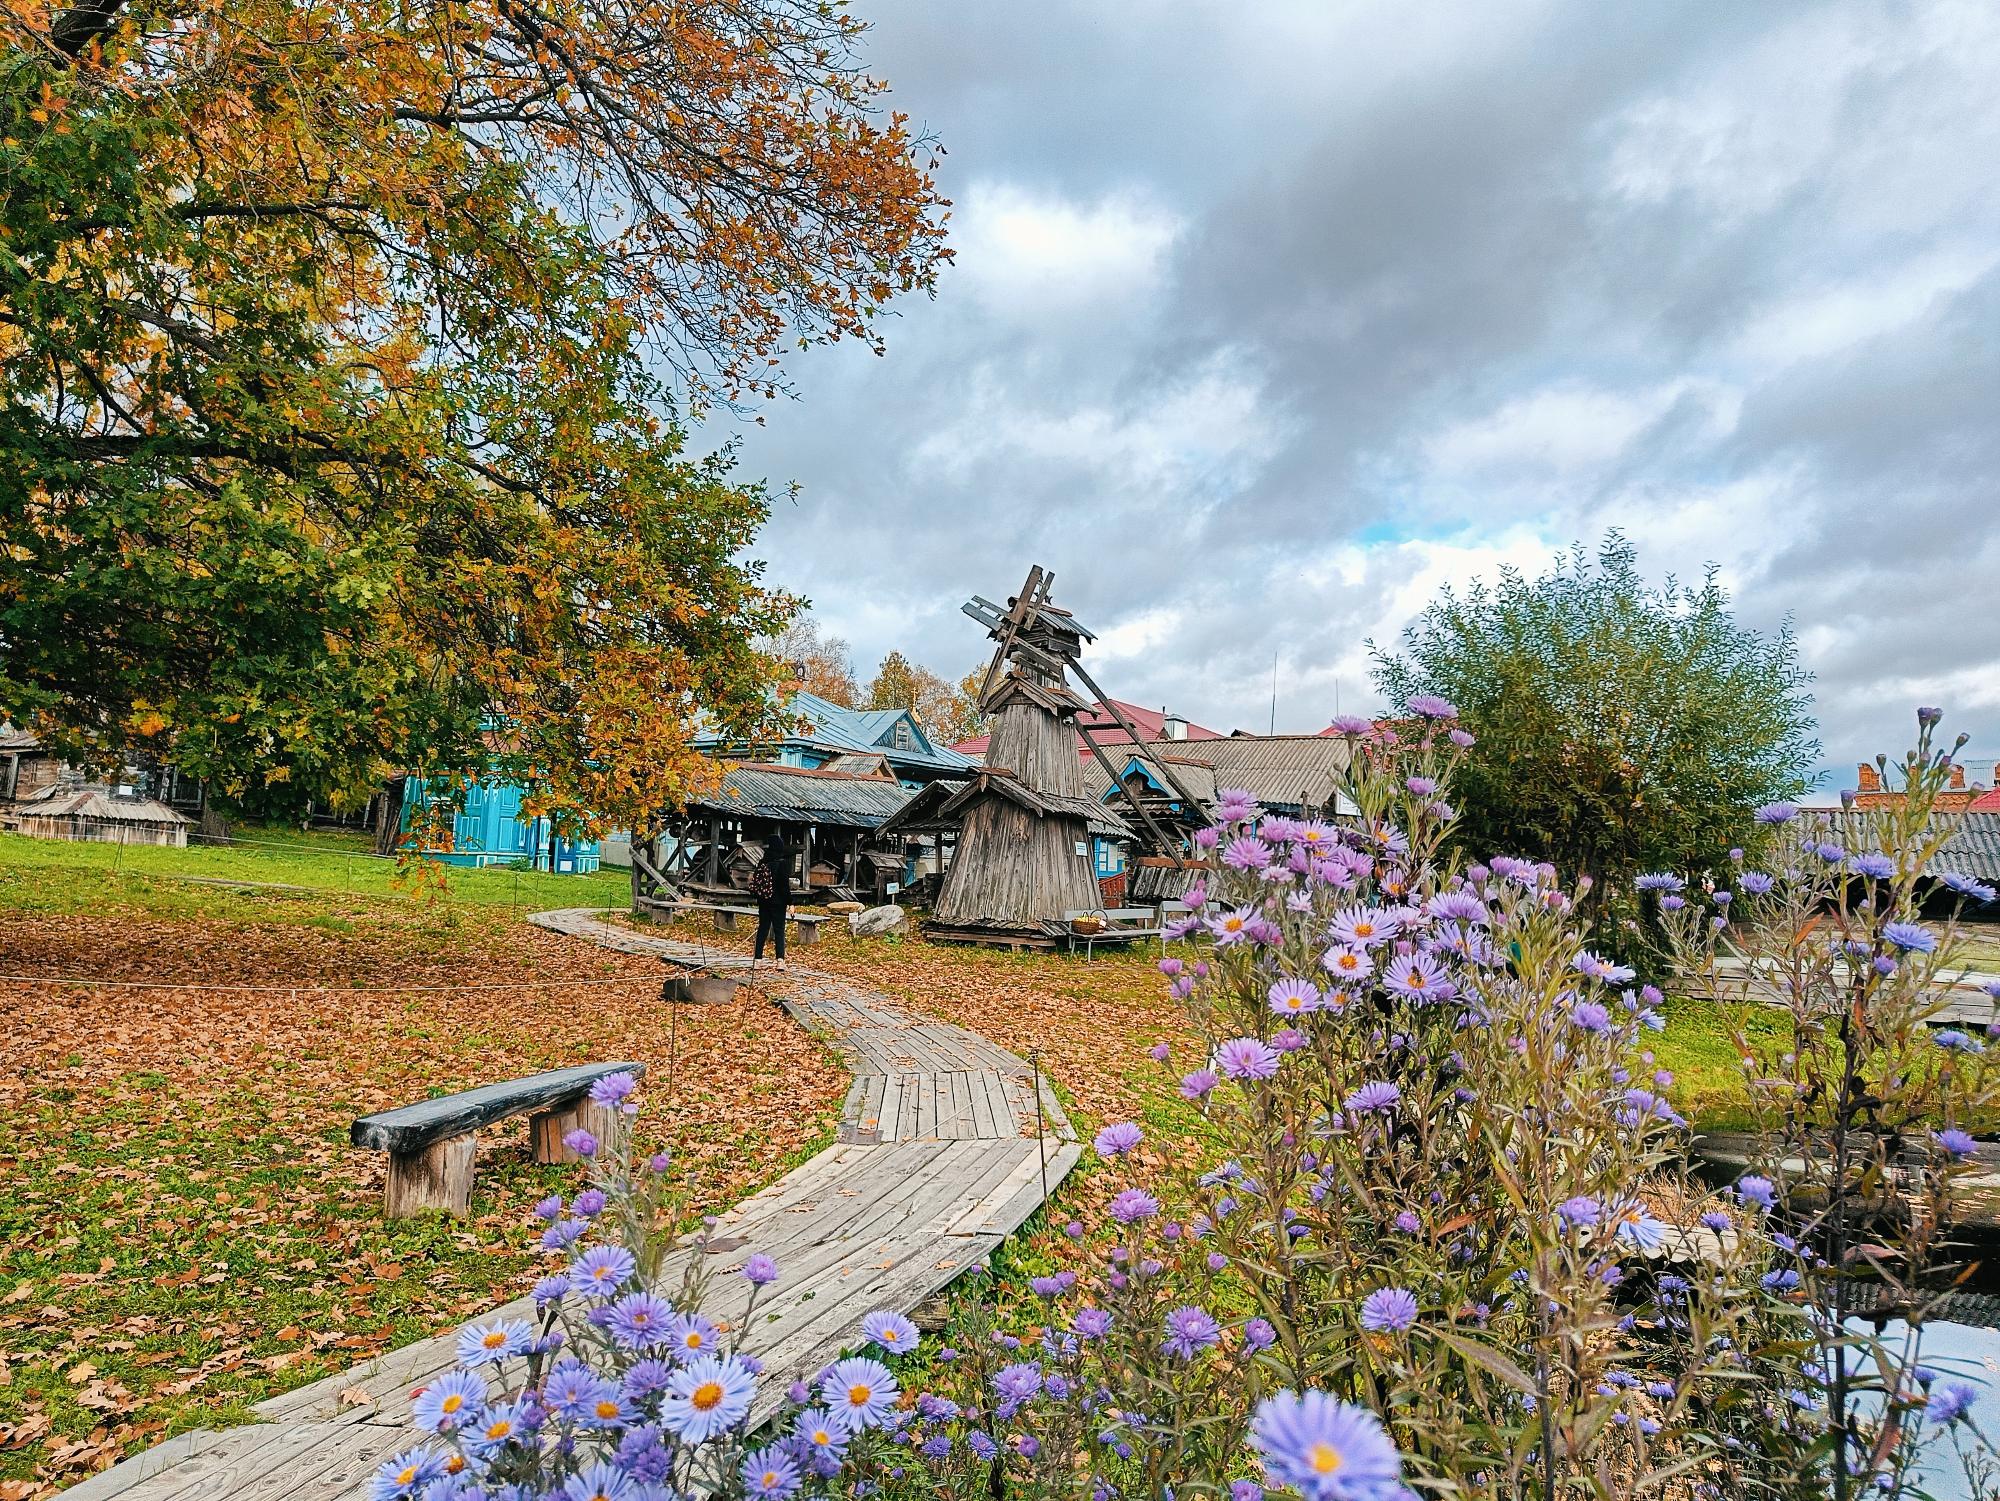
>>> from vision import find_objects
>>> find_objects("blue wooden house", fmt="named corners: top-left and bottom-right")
top-left (399, 776), bottom-right (602, 873)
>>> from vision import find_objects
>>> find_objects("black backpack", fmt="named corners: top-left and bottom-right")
top-left (750, 858), bottom-right (775, 901)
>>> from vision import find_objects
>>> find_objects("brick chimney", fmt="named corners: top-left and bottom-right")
top-left (1857, 763), bottom-right (1881, 791)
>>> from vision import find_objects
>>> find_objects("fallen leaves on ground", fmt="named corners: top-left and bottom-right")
top-left (0, 906), bottom-right (843, 1495)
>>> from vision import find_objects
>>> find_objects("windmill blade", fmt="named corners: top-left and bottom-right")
top-left (974, 565), bottom-right (1046, 709)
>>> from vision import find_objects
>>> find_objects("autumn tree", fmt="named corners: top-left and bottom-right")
top-left (0, 0), bottom-right (949, 836)
top-left (767, 616), bottom-right (858, 708)
top-left (1370, 535), bottom-right (1818, 901)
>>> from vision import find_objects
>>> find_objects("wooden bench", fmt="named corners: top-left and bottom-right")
top-left (1062, 907), bottom-right (1165, 959)
top-left (352, 1061), bottom-right (645, 1218)
top-left (649, 899), bottom-right (827, 947)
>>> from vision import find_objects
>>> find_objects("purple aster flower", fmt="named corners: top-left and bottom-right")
top-left (1250, 1389), bottom-right (1408, 1499)
top-left (1556, 1196), bottom-right (1600, 1228)
top-left (588, 1071), bottom-right (638, 1107)
top-left (658, 1353), bottom-right (755, 1441)
top-left (531, 1273), bottom-right (571, 1307)
top-left (1449, 727), bottom-right (1476, 747)
top-left (1735, 1175), bottom-right (1777, 1211)
top-left (1754, 802), bottom-right (1799, 825)
top-left (621, 1358), bottom-right (675, 1401)
top-left (1180, 1068), bottom-right (1222, 1100)
top-left (1215, 1037), bottom-right (1281, 1081)
top-left (1268, 977), bottom-right (1322, 1017)
top-left (572, 1188), bottom-right (607, 1219)
top-left (1607, 1200), bottom-right (1667, 1252)
top-left (568, 1245), bottom-right (635, 1300)
top-left (561, 1128), bottom-right (598, 1159)
top-left (1569, 1002), bottom-right (1612, 1034)
top-left (1148, 1039), bottom-right (1173, 1060)
top-left (542, 1360), bottom-right (616, 1423)
top-left (1935, 1029), bottom-right (1985, 1053)
top-left (860, 1309), bottom-right (920, 1356)
top-left (740, 1445), bottom-right (801, 1500)
top-left (1383, 951), bottom-right (1452, 1003)
top-left (1392, 1210), bottom-right (1421, 1234)
top-left (1224, 835), bottom-right (1275, 871)
top-left (1342, 1080), bottom-right (1399, 1114)
top-left (820, 1356), bottom-right (898, 1432)
top-left (607, 1291), bottom-right (675, 1350)
top-left (1740, 871), bottom-right (1775, 895)
top-left (456, 1318), bottom-right (535, 1365)
top-left (1404, 776), bottom-right (1437, 796)
top-left (1329, 904), bottom-right (1399, 947)
top-left (1406, 695), bottom-right (1458, 719)
top-left (742, 1253), bottom-right (779, 1286)
top-left (1162, 1306), bottom-right (1222, 1359)
top-left (647, 1150), bottom-right (672, 1174)
top-left (1929, 1381), bottom-right (1980, 1426)
top-left (1634, 872), bottom-right (1685, 892)
top-left (1328, 715), bottom-right (1372, 737)
top-left (1936, 1128), bottom-right (1979, 1160)
top-left (794, 1407), bottom-right (849, 1467)
top-left (1918, 705), bottom-right (1944, 726)
top-left (1094, 1121), bottom-right (1144, 1157)
top-left (992, 1361), bottom-right (1043, 1402)
top-left (1357, 1288), bottom-right (1419, 1333)
top-left (664, 1311), bottom-right (720, 1362)
top-left (371, 1448), bottom-right (447, 1501)
top-left (1885, 921), bottom-right (1937, 953)
top-left (1848, 852), bottom-right (1896, 880)
top-left (1073, 1307), bottom-right (1112, 1339)
top-left (532, 1195), bottom-right (564, 1222)
top-left (1109, 1188), bottom-right (1161, 1224)
top-left (1321, 945), bottom-right (1374, 983)
top-left (1210, 906), bottom-right (1262, 946)
top-left (412, 1369), bottom-right (487, 1433)
top-left (1217, 788), bottom-right (1259, 821)
top-left (1940, 871), bottom-right (1999, 903)
top-left (1242, 1317), bottom-right (1277, 1353)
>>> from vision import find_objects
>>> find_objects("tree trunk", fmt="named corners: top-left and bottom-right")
top-left (373, 777), bottom-right (407, 857)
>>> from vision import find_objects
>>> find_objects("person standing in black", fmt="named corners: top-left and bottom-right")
top-left (751, 830), bottom-right (793, 969)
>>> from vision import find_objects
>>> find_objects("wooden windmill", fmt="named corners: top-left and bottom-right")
top-left (918, 565), bottom-right (1206, 945)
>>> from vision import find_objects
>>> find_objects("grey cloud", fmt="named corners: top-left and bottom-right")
top-left (722, 0), bottom-right (2000, 759)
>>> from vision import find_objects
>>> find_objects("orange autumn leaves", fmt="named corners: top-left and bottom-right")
top-left (0, 0), bottom-right (948, 834)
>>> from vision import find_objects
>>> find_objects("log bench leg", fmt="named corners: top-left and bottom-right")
top-left (385, 1134), bottom-right (476, 1218)
top-left (714, 910), bottom-right (739, 933)
top-left (793, 922), bottom-right (820, 948)
top-left (530, 1099), bottom-right (619, 1164)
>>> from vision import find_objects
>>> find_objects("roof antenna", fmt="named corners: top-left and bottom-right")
top-left (1270, 650), bottom-right (1278, 735)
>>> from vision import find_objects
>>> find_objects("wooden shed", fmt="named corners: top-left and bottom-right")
top-left (14, 782), bottom-right (191, 846)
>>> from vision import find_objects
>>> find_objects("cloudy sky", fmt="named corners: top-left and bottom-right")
top-left (719, 0), bottom-right (2000, 784)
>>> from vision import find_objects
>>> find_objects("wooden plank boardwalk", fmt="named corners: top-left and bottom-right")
top-left (66, 908), bottom-right (1081, 1501)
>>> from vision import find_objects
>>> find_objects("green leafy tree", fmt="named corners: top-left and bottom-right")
top-left (1369, 535), bottom-right (1818, 898)
top-left (0, 0), bottom-right (949, 835)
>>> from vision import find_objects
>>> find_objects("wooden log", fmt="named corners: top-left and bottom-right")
top-left (530, 1099), bottom-right (619, 1165)
top-left (793, 918), bottom-right (821, 948)
top-left (385, 1134), bottom-right (476, 1218)
top-left (714, 908), bottom-right (740, 933)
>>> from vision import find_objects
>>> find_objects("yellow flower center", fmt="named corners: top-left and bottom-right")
top-left (1354, 922), bottom-right (1374, 937)
top-left (445, 1456), bottom-right (466, 1475)
top-left (848, 1383), bottom-right (872, 1407)
top-left (441, 1394), bottom-right (463, 1414)
top-left (761, 1472), bottom-right (781, 1487)
top-left (594, 1399), bottom-right (621, 1419)
top-left (486, 1420), bottom-right (513, 1440)
top-left (397, 1466), bottom-right (419, 1484)
top-left (483, 1331), bottom-right (506, 1348)
top-left (691, 1381), bottom-right (724, 1411)
top-left (684, 1332), bottom-right (703, 1348)
top-left (1310, 1441), bottom-right (1344, 1475)
top-left (812, 1428), bottom-right (834, 1446)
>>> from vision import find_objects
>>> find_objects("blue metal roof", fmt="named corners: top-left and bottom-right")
top-left (698, 691), bottom-right (976, 776)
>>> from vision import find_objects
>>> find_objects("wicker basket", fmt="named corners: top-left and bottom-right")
top-left (1069, 912), bottom-right (1107, 935)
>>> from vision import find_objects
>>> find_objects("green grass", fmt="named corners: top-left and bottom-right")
top-left (0, 828), bottom-right (629, 919)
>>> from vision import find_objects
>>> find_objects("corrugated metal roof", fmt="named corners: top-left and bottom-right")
top-left (695, 692), bottom-right (976, 774)
top-left (18, 783), bottom-right (189, 824)
top-left (688, 763), bottom-right (915, 828)
top-left (1084, 735), bottom-right (1353, 814)
top-left (1851, 811), bottom-right (2000, 883)
top-left (0, 724), bottom-right (42, 753)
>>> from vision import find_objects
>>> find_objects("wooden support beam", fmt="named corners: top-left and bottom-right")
top-left (530, 1100), bottom-right (619, 1164)
top-left (385, 1135), bottom-right (476, 1218)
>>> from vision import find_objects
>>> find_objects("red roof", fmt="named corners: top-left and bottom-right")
top-left (1971, 787), bottom-right (2000, 811)
top-left (950, 699), bottom-right (1219, 759)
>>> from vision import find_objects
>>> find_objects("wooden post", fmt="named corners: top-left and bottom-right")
top-left (385, 1135), bottom-right (477, 1218)
top-left (529, 1098), bottom-right (618, 1165)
